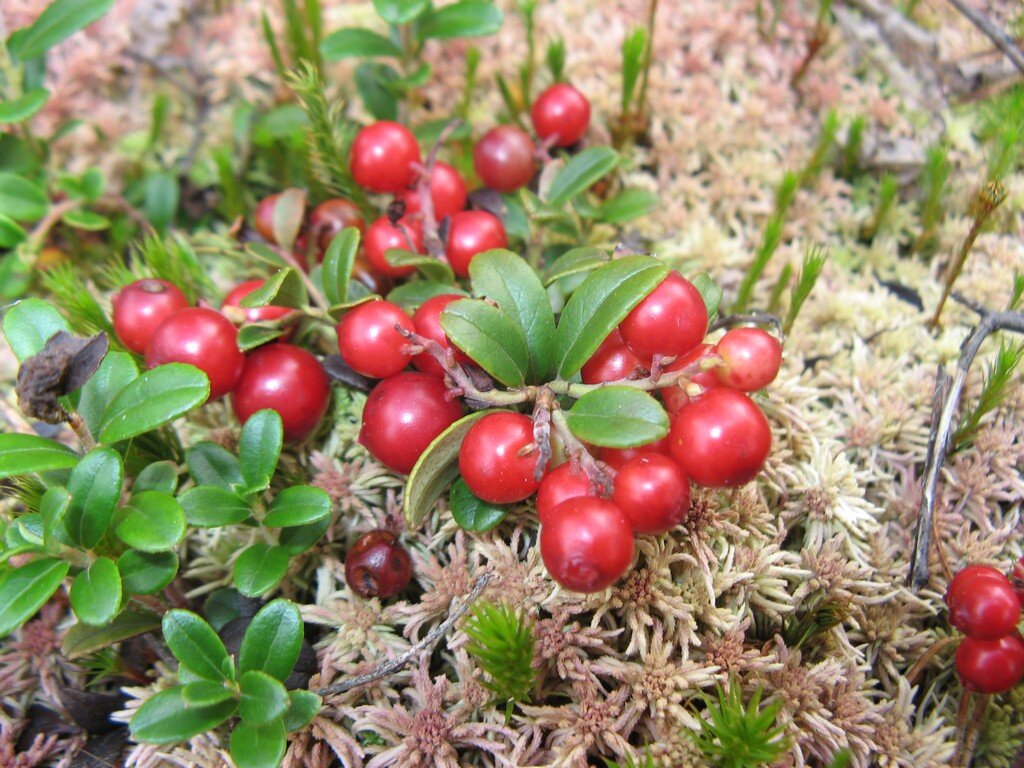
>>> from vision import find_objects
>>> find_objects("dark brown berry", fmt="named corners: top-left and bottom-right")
top-left (344, 530), bottom-right (413, 599)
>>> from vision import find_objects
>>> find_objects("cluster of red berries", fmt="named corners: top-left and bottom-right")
top-left (945, 564), bottom-right (1024, 694)
top-left (111, 277), bottom-right (330, 442)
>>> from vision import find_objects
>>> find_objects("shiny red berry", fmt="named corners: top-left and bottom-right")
top-left (146, 308), bottom-right (244, 400)
top-left (222, 279), bottom-right (294, 326)
top-left (359, 372), bottom-right (463, 474)
top-left (531, 83), bottom-right (591, 147)
top-left (536, 463), bottom-right (594, 526)
top-left (945, 567), bottom-right (1021, 640)
top-left (411, 293), bottom-right (471, 377)
top-left (398, 162), bottom-right (468, 221)
top-left (714, 327), bottom-right (783, 391)
top-left (364, 216), bottom-right (423, 278)
top-left (232, 343), bottom-right (331, 442)
top-left (619, 273), bottom-right (709, 361)
top-left (112, 279), bottom-right (189, 354)
top-left (309, 198), bottom-right (365, 255)
top-left (612, 454), bottom-right (690, 534)
top-left (344, 530), bottom-right (413, 599)
top-left (669, 388), bottom-right (771, 488)
top-left (336, 299), bottom-right (415, 379)
top-left (956, 632), bottom-right (1024, 693)
top-left (459, 412), bottom-right (542, 504)
top-left (599, 435), bottom-right (671, 471)
top-left (444, 210), bottom-right (508, 278)
top-left (580, 331), bottom-right (645, 384)
top-left (350, 121), bottom-right (421, 194)
top-left (473, 126), bottom-right (536, 193)
top-left (540, 497), bottom-right (634, 593)
top-left (661, 343), bottom-right (721, 414)
top-left (254, 193), bottom-right (280, 243)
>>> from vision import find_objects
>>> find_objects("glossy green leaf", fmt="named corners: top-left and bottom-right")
top-left (386, 280), bottom-right (467, 311)
top-left (277, 516), bottom-right (330, 556)
top-left (385, 249), bottom-right (454, 283)
top-left (595, 188), bottom-right (659, 223)
top-left (239, 410), bottom-right (283, 492)
top-left (566, 386), bottom-right (669, 448)
top-left (240, 268), bottom-right (307, 310)
top-left (2, 298), bottom-right (71, 361)
top-left (61, 209), bottom-right (110, 231)
top-left (239, 599), bottom-right (302, 682)
top-left (321, 227), bottom-right (360, 307)
top-left (321, 27), bottom-right (401, 59)
top-left (70, 557), bottom-right (121, 626)
top-left (355, 62), bottom-right (400, 121)
top-left (0, 173), bottom-right (48, 221)
top-left (117, 549), bottom-right (179, 595)
top-left (283, 690), bottom-right (321, 732)
top-left (0, 434), bottom-right (79, 479)
top-left (133, 460), bottom-right (178, 495)
top-left (545, 147), bottom-right (618, 206)
top-left (230, 719), bottom-right (286, 768)
top-left (179, 485), bottom-right (252, 528)
top-left (181, 680), bottom-right (235, 708)
top-left (621, 26), bottom-right (647, 113)
top-left (417, 0), bottom-right (503, 40)
top-left (62, 609), bottom-right (160, 658)
top-left (115, 491), bottom-right (186, 551)
top-left (372, 0), bottom-right (429, 24)
top-left (449, 477), bottom-right (508, 532)
top-left (237, 323), bottom-right (285, 351)
top-left (40, 485), bottom-right (71, 544)
top-left (690, 272), bottom-right (723, 320)
top-left (77, 351), bottom-right (138, 434)
top-left (439, 299), bottom-right (530, 387)
top-left (0, 558), bottom-right (69, 638)
top-left (96, 363), bottom-right (210, 444)
top-left (141, 172), bottom-right (178, 230)
top-left (263, 485), bottom-right (331, 528)
top-left (129, 686), bottom-right (235, 744)
top-left (7, 0), bottom-right (115, 61)
top-left (268, 188), bottom-right (305, 251)
top-left (234, 543), bottom-right (290, 597)
top-left (186, 441), bottom-right (244, 490)
top-left (65, 447), bottom-right (122, 548)
top-left (468, 249), bottom-right (555, 383)
top-left (541, 246), bottom-right (610, 287)
top-left (0, 89), bottom-right (49, 125)
top-left (163, 609), bottom-right (231, 681)
top-left (239, 670), bottom-right (288, 725)
top-left (0, 213), bottom-right (27, 247)
top-left (554, 256), bottom-right (668, 378)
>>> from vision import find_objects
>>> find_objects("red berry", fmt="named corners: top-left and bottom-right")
top-left (619, 273), bottom-right (709, 361)
top-left (398, 162), bottom-right (468, 221)
top-left (254, 194), bottom-right (280, 243)
top-left (112, 279), bottom-right (189, 354)
top-left (669, 388), bottom-right (771, 488)
top-left (612, 454), bottom-right (690, 534)
top-left (444, 210), bottom-right (508, 278)
top-left (350, 121), bottom-right (421, 194)
top-left (309, 199), bottom-right (365, 255)
top-left (531, 83), bottom-right (591, 147)
top-left (232, 344), bottom-right (331, 442)
top-left (945, 567), bottom-right (1021, 640)
top-left (581, 332), bottom-right (645, 384)
top-left (411, 293), bottom-right (471, 377)
top-left (956, 632), bottom-right (1024, 693)
top-left (359, 372), bottom-right (463, 474)
top-left (364, 216), bottom-right (423, 278)
top-left (336, 299), bottom-right (415, 379)
top-left (715, 327), bottom-right (783, 391)
top-left (540, 497), bottom-right (634, 593)
top-left (599, 436), bottom-right (671, 470)
top-left (222, 279), bottom-right (294, 326)
top-left (661, 343), bottom-right (721, 414)
top-left (473, 126), bottom-right (536, 193)
top-left (536, 463), bottom-right (594, 525)
top-left (458, 412), bottom-right (542, 504)
top-left (146, 308), bottom-right (244, 400)
top-left (344, 530), bottom-right (413, 599)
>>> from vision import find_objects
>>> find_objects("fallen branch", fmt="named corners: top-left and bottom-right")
top-left (943, 0), bottom-right (1024, 75)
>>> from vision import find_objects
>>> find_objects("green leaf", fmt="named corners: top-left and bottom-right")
top-left (403, 411), bottom-right (491, 529)
top-left (0, 434), bottom-right (79, 479)
top-left (61, 209), bottom-right (111, 231)
top-left (65, 447), bottom-right (122, 548)
top-left (277, 517), bottom-right (330, 556)
top-left (129, 686), bottom-right (235, 744)
top-left (0, 173), bottom-right (48, 221)
top-left (595, 188), bottom-right (658, 223)
top-left (77, 351), bottom-right (138, 435)
top-left (0, 89), bottom-right (50, 125)
top-left (186, 442), bottom-right (244, 490)
top-left (554, 256), bottom-right (668, 378)
top-left (449, 477), bottom-right (508, 531)
top-left (234, 543), bottom-right (290, 597)
top-left (237, 324), bottom-right (286, 352)
top-left (230, 719), bottom-right (286, 768)
top-left (80, 168), bottom-right (104, 201)
top-left (372, 0), bottom-right (429, 24)
top-left (418, 0), bottom-right (503, 40)
top-left (181, 680), bottom-right (235, 708)
top-left (440, 299), bottom-right (530, 387)
top-left (7, 0), bottom-right (115, 61)
top-left (385, 249), bottom-right (454, 283)
top-left (321, 27), bottom-right (401, 59)
top-left (541, 246), bottom-right (610, 286)
top-left (117, 549), bottom-right (179, 595)
top-left (355, 62), bottom-right (400, 121)
top-left (62, 609), bottom-right (160, 658)
top-left (620, 26), bottom-right (647, 113)
top-left (241, 268), bottom-right (307, 310)
top-left (2, 298), bottom-right (71, 361)
top-left (179, 486), bottom-right (252, 528)
top-left (386, 280), bottom-right (467, 311)
top-left (0, 213), bottom-right (27, 247)
top-left (468, 249), bottom-right (556, 383)
top-left (566, 386), bottom-right (669, 448)
top-left (321, 227), bottom-right (360, 307)
top-left (70, 557), bottom-right (121, 626)
top-left (97, 363), bottom-right (210, 444)
top-left (163, 609), bottom-right (231, 681)
top-left (283, 690), bottom-right (321, 732)
top-left (690, 272), bottom-right (722, 320)
top-left (239, 410), bottom-right (283, 492)
top-left (141, 172), bottom-right (178, 230)
top-left (263, 485), bottom-right (331, 528)
top-left (115, 491), bottom-right (186, 551)
top-left (239, 599), bottom-right (302, 682)
top-left (40, 485), bottom-right (71, 544)
top-left (268, 188), bottom-right (306, 251)
top-left (239, 670), bottom-right (288, 725)
top-left (545, 147), bottom-right (618, 206)
top-left (134, 461), bottom-right (178, 495)
top-left (0, 558), bottom-right (69, 638)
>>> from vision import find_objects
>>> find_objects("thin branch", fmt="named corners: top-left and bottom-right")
top-left (316, 572), bottom-right (491, 697)
top-left (550, 406), bottom-right (614, 496)
top-left (943, 0), bottom-right (1024, 74)
top-left (414, 120), bottom-right (462, 260)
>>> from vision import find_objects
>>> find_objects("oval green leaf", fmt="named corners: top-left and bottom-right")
top-left (2, 298), bottom-right (71, 362)
top-left (115, 491), bottom-right (186, 552)
top-left (230, 719), bottom-right (286, 768)
top-left (129, 686), bottom-right (236, 744)
top-left (179, 485), bottom-right (252, 528)
top-left (181, 680), bottom-right (235, 708)
top-left (133, 460), bottom-right (179, 495)
top-left (239, 409), bottom-right (283, 493)
top-left (62, 609), bottom-right (160, 659)
top-left (7, 0), bottom-right (116, 61)
top-left (77, 350), bottom-right (138, 434)
top-left (65, 447), bottom-right (123, 549)
top-left (545, 147), bottom-right (618, 207)
top-left (240, 267), bottom-right (307, 310)
top-left (595, 188), bottom-right (659, 223)
top-left (0, 89), bottom-right (50, 125)
top-left (239, 599), bottom-right (303, 682)
top-left (386, 279), bottom-right (467, 311)
top-left (0, 434), bottom-right (79, 479)
top-left (0, 558), bottom-right (69, 638)
top-left (283, 690), bottom-right (321, 732)
top-left (0, 173), bottom-right (48, 222)
top-left (321, 227), bottom-right (360, 307)
top-left (163, 609), bottom-right (231, 681)
top-left (541, 246), bottom-right (610, 287)
top-left (417, 0), bottom-right (503, 40)
top-left (263, 485), bottom-right (331, 528)
top-left (186, 441), bottom-right (244, 490)
top-left (439, 299), bottom-right (530, 387)
top-left (449, 477), bottom-right (508, 532)
top-left (117, 549), bottom-right (179, 595)
top-left (565, 386), bottom-right (670, 448)
top-left (277, 516), bottom-right (330, 556)
top-left (70, 557), bottom-right (121, 626)
top-left (0, 213), bottom-right (27, 247)
top-left (372, 0), bottom-right (429, 24)
top-left (97, 363), bottom-right (210, 444)
top-left (385, 249), bottom-right (454, 283)
top-left (321, 28), bottom-right (401, 60)
top-left (239, 670), bottom-right (288, 725)
top-left (234, 543), bottom-right (290, 598)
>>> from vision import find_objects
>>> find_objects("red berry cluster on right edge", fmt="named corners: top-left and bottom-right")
top-left (945, 564), bottom-right (1024, 694)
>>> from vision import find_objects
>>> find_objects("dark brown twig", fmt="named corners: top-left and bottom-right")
top-left (943, 0), bottom-right (1024, 74)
